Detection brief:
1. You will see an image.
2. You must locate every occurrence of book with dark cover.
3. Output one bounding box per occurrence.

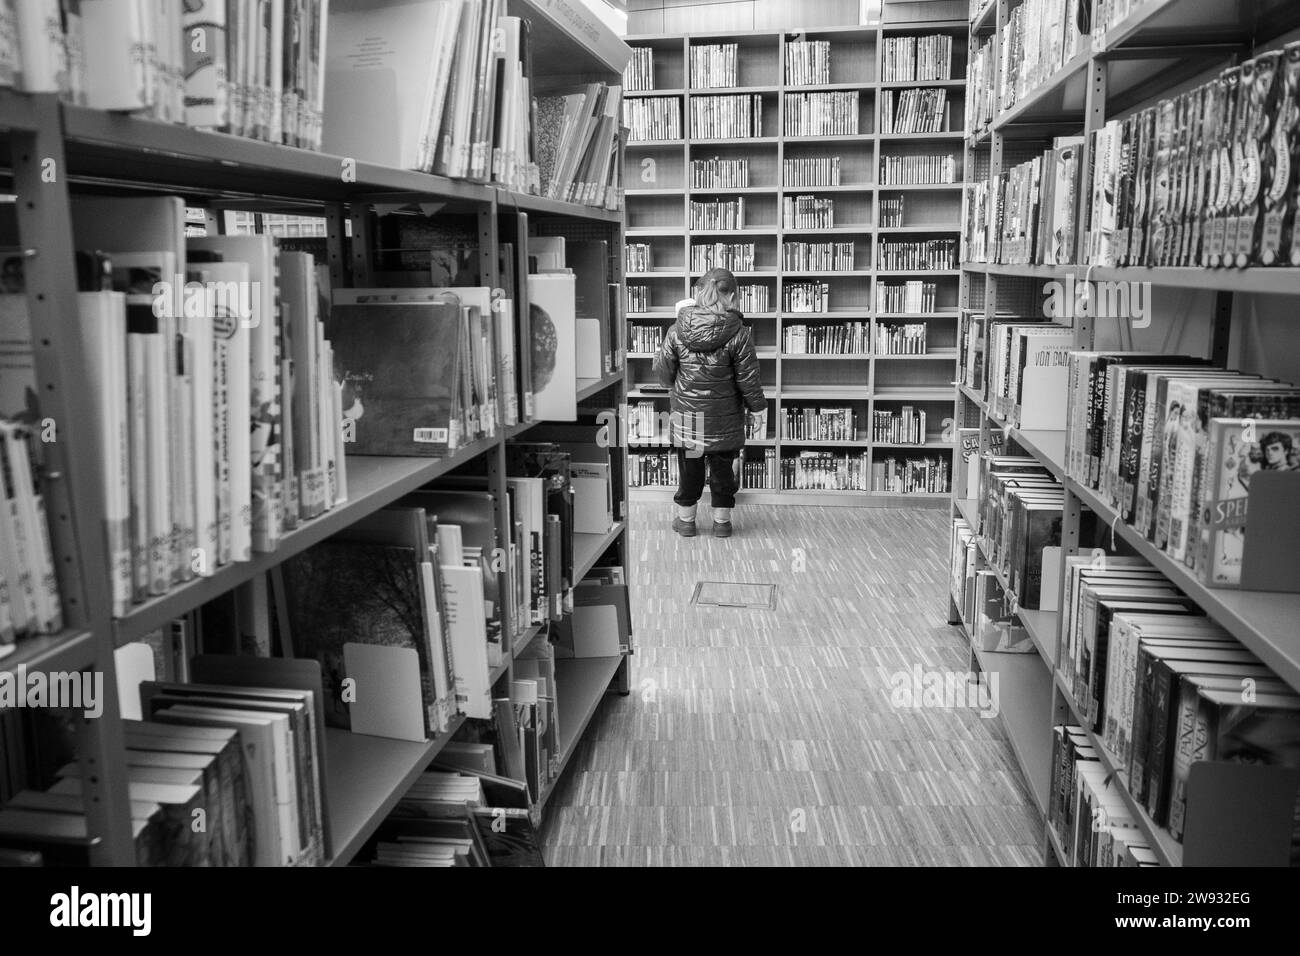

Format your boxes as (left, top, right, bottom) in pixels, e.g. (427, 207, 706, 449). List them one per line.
(1086, 599, 1192, 732)
(282, 541, 437, 736)
(1131, 645, 1260, 807)
(1199, 689, 1300, 863)
(1118, 363, 1211, 522)
(567, 239, 611, 374)
(326, 300, 463, 456)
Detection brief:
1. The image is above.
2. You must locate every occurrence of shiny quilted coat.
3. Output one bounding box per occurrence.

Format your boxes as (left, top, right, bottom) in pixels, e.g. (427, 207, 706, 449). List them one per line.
(653, 303, 766, 452)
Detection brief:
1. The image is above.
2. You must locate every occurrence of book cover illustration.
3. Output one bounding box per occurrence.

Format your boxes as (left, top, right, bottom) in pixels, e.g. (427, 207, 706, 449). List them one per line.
(283, 541, 436, 735)
(1204, 418, 1300, 586)
(327, 300, 463, 456)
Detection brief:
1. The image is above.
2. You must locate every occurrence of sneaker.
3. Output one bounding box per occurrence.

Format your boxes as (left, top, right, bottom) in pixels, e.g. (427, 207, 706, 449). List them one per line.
(712, 521, 733, 538)
(672, 517, 697, 537)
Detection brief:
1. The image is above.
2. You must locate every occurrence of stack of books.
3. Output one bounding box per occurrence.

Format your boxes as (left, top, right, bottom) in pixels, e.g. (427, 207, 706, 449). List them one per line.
(784, 323, 869, 355)
(783, 241, 854, 272)
(876, 280, 936, 313)
(880, 88, 949, 134)
(691, 242, 756, 272)
(624, 96, 682, 141)
(872, 454, 949, 493)
(784, 92, 859, 136)
(1083, 45, 1300, 270)
(1063, 353, 1300, 589)
(881, 34, 953, 82)
(873, 407, 928, 444)
(782, 450, 869, 490)
(782, 406, 857, 442)
(785, 40, 831, 86)
(690, 43, 738, 88)
(877, 238, 957, 270)
(690, 94, 763, 139)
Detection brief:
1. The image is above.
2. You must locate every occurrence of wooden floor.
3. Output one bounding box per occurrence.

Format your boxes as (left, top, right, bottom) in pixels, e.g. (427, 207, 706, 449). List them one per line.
(540, 502, 1044, 866)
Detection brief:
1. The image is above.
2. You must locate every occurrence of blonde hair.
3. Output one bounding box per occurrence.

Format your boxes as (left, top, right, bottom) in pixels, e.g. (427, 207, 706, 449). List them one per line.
(694, 267, 738, 312)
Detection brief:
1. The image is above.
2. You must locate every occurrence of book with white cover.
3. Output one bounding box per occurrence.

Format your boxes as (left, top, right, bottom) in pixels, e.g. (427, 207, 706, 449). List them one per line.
(80, 0, 151, 107)
(324, 0, 461, 170)
(189, 235, 281, 555)
(77, 292, 133, 613)
(440, 561, 491, 719)
(527, 273, 577, 421)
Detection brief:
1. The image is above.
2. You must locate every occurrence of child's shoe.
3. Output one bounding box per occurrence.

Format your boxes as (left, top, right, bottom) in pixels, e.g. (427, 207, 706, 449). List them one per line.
(711, 520, 733, 538)
(672, 517, 697, 537)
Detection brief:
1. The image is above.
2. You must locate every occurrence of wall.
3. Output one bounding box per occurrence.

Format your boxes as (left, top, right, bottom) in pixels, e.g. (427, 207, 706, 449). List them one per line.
(628, 0, 859, 33)
(626, 0, 962, 34)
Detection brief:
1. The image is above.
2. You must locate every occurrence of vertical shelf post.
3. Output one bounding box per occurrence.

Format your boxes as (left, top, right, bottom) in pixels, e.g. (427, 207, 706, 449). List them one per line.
(11, 94, 135, 865)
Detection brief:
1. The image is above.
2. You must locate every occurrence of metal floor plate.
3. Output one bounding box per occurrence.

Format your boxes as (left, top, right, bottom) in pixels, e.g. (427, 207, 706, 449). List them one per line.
(690, 581, 777, 609)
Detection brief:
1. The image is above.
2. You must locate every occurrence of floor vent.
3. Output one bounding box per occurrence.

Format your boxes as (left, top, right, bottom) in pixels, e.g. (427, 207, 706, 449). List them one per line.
(690, 581, 777, 609)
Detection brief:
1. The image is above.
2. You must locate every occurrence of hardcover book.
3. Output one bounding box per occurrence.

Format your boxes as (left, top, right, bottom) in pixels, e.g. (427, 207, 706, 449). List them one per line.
(326, 300, 464, 456)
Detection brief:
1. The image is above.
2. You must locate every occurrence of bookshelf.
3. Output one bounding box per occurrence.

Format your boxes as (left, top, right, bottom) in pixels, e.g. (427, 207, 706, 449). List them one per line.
(0, 2, 631, 866)
(953, 0, 1300, 867)
(623, 9, 968, 504)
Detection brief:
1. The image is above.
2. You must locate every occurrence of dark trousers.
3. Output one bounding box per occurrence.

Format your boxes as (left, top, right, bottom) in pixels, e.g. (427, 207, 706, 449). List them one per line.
(675, 448, 739, 509)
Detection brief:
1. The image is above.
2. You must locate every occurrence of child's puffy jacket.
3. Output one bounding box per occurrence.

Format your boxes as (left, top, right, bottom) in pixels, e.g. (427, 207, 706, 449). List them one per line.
(653, 300, 766, 452)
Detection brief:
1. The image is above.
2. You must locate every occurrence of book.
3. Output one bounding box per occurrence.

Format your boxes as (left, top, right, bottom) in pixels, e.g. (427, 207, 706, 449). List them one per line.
(527, 273, 577, 421)
(1201, 417, 1300, 586)
(283, 540, 443, 737)
(326, 298, 464, 456)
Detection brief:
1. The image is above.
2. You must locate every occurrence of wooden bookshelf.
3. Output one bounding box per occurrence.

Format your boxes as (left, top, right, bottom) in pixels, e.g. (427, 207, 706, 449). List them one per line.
(0, 0, 631, 867)
(952, 0, 1300, 868)
(624, 12, 967, 502)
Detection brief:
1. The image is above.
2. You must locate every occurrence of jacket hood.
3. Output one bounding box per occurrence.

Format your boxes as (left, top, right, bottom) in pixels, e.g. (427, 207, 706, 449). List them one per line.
(675, 304, 742, 351)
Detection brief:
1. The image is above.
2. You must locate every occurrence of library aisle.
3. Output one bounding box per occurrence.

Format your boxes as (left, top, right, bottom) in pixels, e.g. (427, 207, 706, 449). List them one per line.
(542, 502, 1041, 865)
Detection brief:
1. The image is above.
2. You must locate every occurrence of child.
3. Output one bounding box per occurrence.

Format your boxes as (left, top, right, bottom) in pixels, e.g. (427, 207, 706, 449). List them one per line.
(653, 267, 766, 537)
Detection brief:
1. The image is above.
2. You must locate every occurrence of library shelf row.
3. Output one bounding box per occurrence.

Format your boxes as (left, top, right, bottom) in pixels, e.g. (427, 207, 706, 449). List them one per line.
(0, 0, 634, 866)
(968, 0, 1300, 148)
(627, 439, 954, 450)
(56, 102, 620, 222)
(957, 0, 1300, 867)
(628, 487, 952, 508)
(628, 387, 955, 401)
(966, 261, 1300, 297)
(111, 434, 502, 646)
(629, 270, 958, 278)
(955, 388, 1300, 709)
(624, 9, 965, 507)
(626, 79, 968, 97)
(625, 351, 957, 361)
(628, 311, 960, 320)
(960, 501, 1058, 672)
(628, 133, 963, 149)
(626, 188, 964, 199)
(1051, 674, 1184, 867)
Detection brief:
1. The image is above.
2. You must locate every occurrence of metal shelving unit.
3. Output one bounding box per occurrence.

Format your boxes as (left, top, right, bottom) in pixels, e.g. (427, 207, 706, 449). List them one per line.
(952, 0, 1300, 867)
(0, 0, 632, 867)
(623, 7, 968, 505)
